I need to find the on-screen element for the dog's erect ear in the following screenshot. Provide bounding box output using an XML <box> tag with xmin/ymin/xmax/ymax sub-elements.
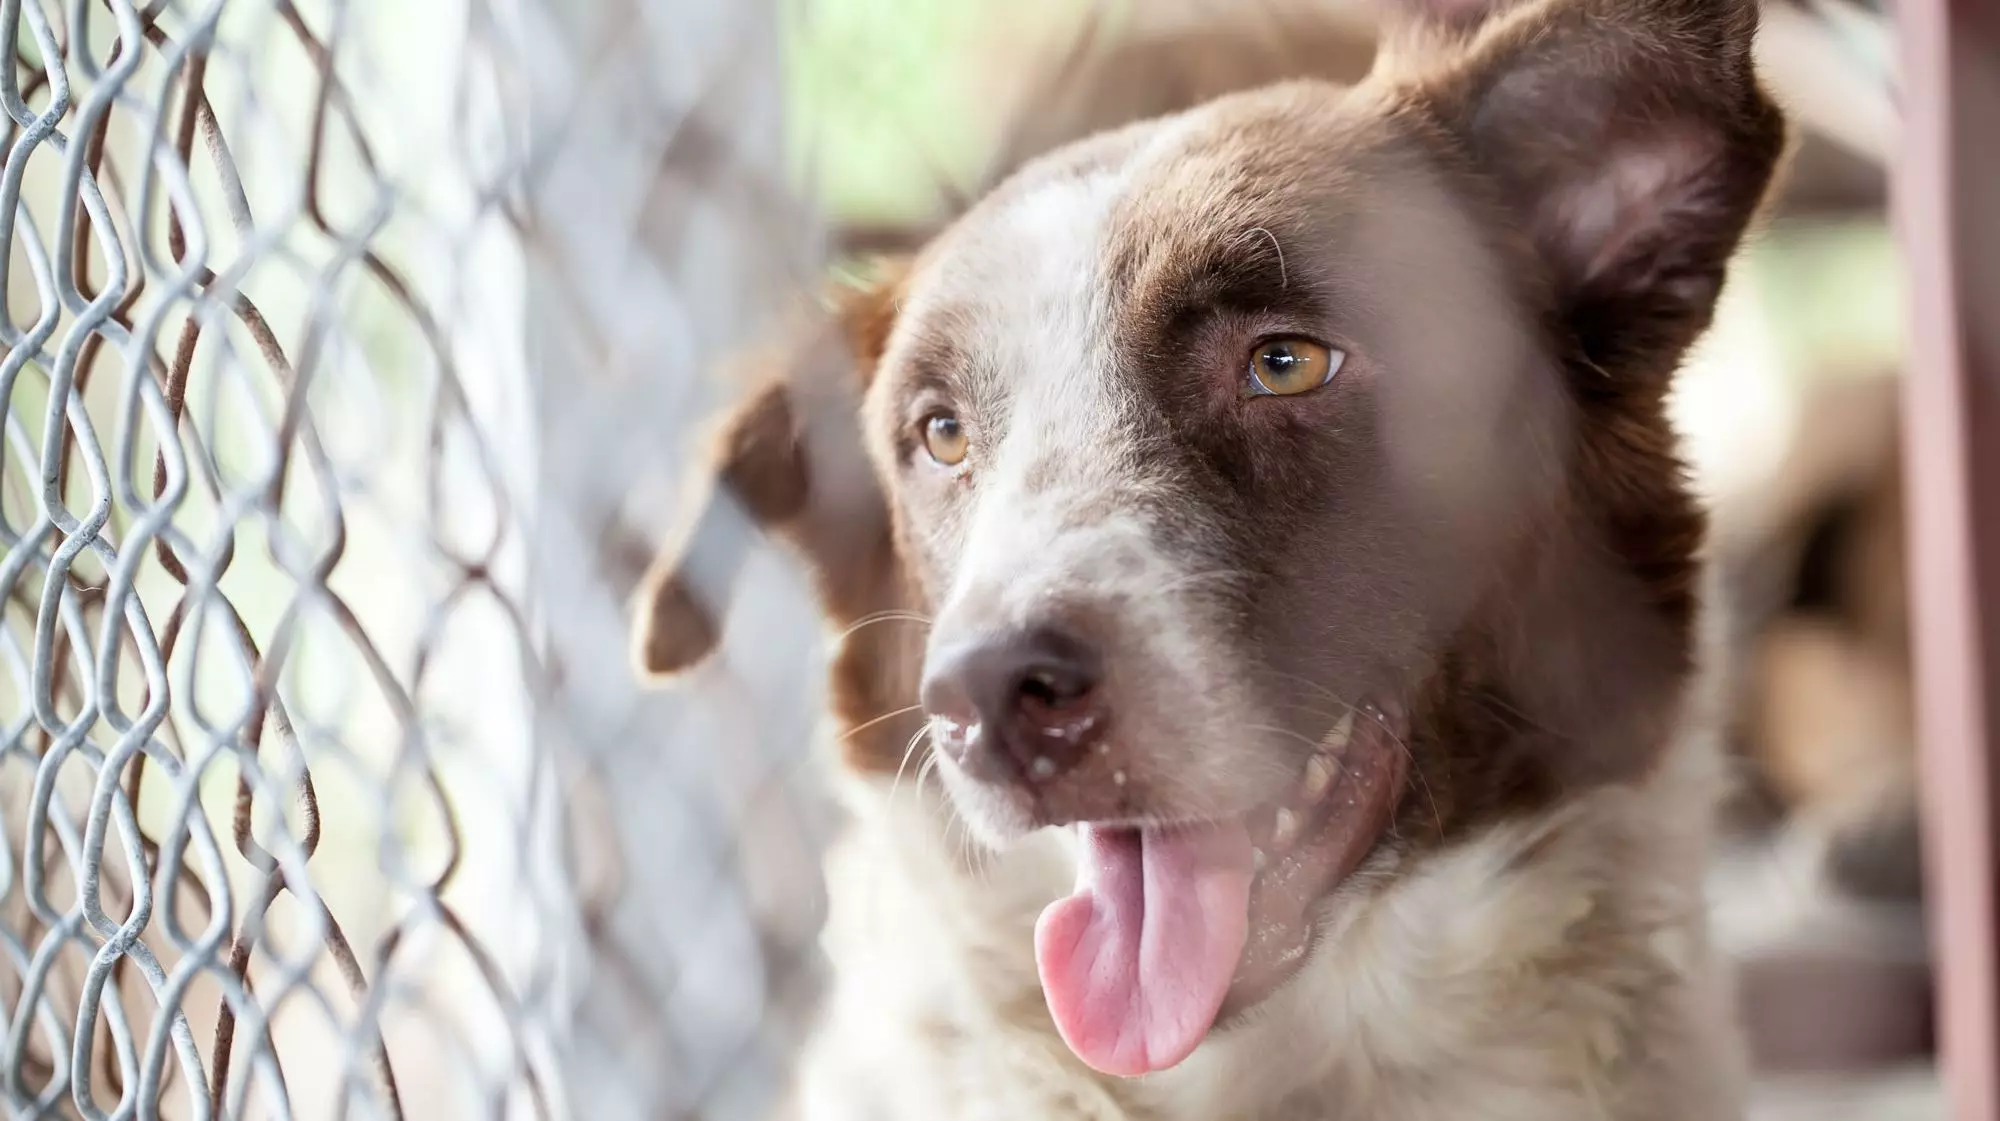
<box><xmin>631</xmin><ymin>260</ymin><xmax>914</xmax><ymax>683</ymax></box>
<box><xmin>1402</xmin><ymin>0</ymin><xmax>1786</xmax><ymax>374</ymax></box>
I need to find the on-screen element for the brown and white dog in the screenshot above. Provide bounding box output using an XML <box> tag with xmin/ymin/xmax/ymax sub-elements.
<box><xmin>634</xmin><ymin>0</ymin><xmax>1787</xmax><ymax>1116</ymax></box>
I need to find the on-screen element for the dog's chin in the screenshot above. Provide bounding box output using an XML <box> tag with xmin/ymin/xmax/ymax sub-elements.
<box><xmin>938</xmin><ymin>704</ymin><xmax>1409</xmax><ymax>1076</ymax></box>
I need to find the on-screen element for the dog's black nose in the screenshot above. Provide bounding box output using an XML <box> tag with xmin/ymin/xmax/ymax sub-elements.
<box><xmin>920</xmin><ymin>626</ymin><xmax>1107</xmax><ymax>782</ymax></box>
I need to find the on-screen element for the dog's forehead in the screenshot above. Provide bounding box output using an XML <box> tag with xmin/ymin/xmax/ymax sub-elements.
<box><xmin>912</xmin><ymin>168</ymin><xmax>1127</xmax><ymax>373</ymax></box>
<box><xmin>894</xmin><ymin>120</ymin><xmax>1194</xmax><ymax>368</ymax></box>
<box><xmin>889</xmin><ymin>86</ymin><xmax>1389</xmax><ymax>384</ymax></box>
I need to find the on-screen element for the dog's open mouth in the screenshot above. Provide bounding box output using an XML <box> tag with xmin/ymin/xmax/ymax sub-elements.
<box><xmin>1033</xmin><ymin>705</ymin><xmax>1408</xmax><ymax>1077</ymax></box>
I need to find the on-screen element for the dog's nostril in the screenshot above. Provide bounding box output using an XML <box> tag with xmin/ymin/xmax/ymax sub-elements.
<box><xmin>920</xmin><ymin>625</ymin><xmax>1107</xmax><ymax>781</ymax></box>
<box><xmin>1009</xmin><ymin>629</ymin><xmax>1102</xmax><ymax>716</ymax></box>
<box><xmin>1019</xmin><ymin>663</ymin><xmax>1092</xmax><ymax>709</ymax></box>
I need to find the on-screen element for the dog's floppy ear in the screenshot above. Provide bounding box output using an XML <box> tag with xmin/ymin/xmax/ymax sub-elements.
<box><xmin>1401</xmin><ymin>0</ymin><xmax>1786</xmax><ymax>375</ymax></box>
<box><xmin>631</xmin><ymin>260</ymin><xmax>914</xmax><ymax>683</ymax></box>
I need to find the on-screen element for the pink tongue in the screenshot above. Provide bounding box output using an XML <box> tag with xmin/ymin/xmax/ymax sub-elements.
<box><xmin>1034</xmin><ymin>821</ymin><xmax>1254</xmax><ymax>1077</ymax></box>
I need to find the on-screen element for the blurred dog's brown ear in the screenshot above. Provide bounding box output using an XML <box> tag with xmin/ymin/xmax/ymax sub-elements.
<box><xmin>630</xmin><ymin>371</ymin><xmax>806</xmax><ymax>679</ymax></box>
<box><xmin>833</xmin><ymin>257</ymin><xmax>911</xmax><ymax>389</ymax></box>
<box><xmin>630</xmin><ymin>259</ymin><xmax>914</xmax><ymax>683</ymax></box>
<box><xmin>1369</xmin><ymin>0</ymin><xmax>1515</xmax><ymax>80</ymax></box>
<box><xmin>1393</xmin><ymin>0</ymin><xmax>1786</xmax><ymax>377</ymax></box>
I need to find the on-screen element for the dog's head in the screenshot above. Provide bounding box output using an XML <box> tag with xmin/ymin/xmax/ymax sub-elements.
<box><xmin>636</xmin><ymin>0</ymin><xmax>1782</xmax><ymax>1079</ymax></box>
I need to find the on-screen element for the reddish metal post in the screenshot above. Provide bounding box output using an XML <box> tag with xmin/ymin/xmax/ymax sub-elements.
<box><xmin>1895</xmin><ymin>1</ymin><xmax>2000</xmax><ymax>1119</ymax></box>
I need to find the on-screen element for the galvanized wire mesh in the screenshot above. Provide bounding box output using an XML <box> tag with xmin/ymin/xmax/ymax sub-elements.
<box><xmin>0</xmin><ymin>0</ymin><xmax>821</xmax><ymax>1118</ymax></box>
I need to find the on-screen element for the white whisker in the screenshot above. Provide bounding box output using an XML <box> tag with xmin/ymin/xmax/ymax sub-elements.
<box><xmin>834</xmin><ymin>611</ymin><xmax>934</xmax><ymax>643</ymax></box>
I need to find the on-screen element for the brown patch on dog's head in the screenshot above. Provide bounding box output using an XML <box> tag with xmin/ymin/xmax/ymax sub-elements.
<box><xmin>1375</xmin><ymin>0</ymin><xmax>1785</xmax><ymax>830</ymax></box>
<box><xmin>630</xmin><ymin>260</ymin><xmax>932</xmax><ymax>771</ymax></box>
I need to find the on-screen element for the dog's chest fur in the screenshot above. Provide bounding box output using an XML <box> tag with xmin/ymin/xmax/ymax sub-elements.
<box><xmin>794</xmin><ymin>718</ymin><xmax>1746</xmax><ymax>1121</ymax></box>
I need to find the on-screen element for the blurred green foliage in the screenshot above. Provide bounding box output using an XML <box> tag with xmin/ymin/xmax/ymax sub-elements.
<box><xmin>784</xmin><ymin>0</ymin><xmax>1001</xmax><ymax>225</ymax></box>
<box><xmin>1749</xmin><ymin>217</ymin><xmax>1904</xmax><ymax>383</ymax></box>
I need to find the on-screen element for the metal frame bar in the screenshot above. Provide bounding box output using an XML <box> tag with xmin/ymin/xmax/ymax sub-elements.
<box><xmin>1895</xmin><ymin>2</ymin><xmax>2000</xmax><ymax>1119</ymax></box>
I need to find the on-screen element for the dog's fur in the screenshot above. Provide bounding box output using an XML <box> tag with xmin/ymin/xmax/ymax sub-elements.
<box><xmin>635</xmin><ymin>1</ymin><xmax>1787</xmax><ymax>1117</ymax></box>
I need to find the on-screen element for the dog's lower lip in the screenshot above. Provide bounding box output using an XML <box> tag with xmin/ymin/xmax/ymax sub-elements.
<box><xmin>1230</xmin><ymin>703</ymin><xmax>1407</xmax><ymax>1013</ymax></box>
<box><xmin>1060</xmin><ymin>706</ymin><xmax>1374</xmax><ymax>843</ymax></box>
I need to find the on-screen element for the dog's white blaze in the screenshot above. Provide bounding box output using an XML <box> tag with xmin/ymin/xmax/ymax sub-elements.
<box><xmin>918</xmin><ymin>121</ymin><xmax>1275</xmax><ymax>825</ymax></box>
<box><xmin>938</xmin><ymin>161</ymin><xmax>1166</xmax><ymax>630</ymax></box>
<box><xmin>952</xmin><ymin>167</ymin><xmax>1130</xmax><ymax>604</ymax></box>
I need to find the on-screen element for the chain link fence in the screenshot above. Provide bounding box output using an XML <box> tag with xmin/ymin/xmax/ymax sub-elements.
<box><xmin>1</xmin><ymin>0</ymin><xmax>826</xmax><ymax>1117</ymax></box>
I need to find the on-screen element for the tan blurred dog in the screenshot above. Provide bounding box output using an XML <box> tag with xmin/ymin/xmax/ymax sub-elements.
<box><xmin>636</xmin><ymin>1</ymin><xmax>1787</xmax><ymax>1117</ymax></box>
<box><xmin>1722</xmin><ymin>371</ymin><xmax>1919</xmax><ymax>900</ymax></box>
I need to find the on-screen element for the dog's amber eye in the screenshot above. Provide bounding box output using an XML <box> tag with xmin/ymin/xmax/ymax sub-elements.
<box><xmin>923</xmin><ymin>413</ymin><xmax>969</xmax><ymax>466</ymax></box>
<box><xmin>1248</xmin><ymin>339</ymin><xmax>1342</xmax><ymax>397</ymax></box>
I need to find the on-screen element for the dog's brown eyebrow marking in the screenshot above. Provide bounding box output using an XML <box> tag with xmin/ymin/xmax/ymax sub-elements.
<box><xmin>904</xmin><ymin>366</ymin><xmax>956</xmax><ymax>401</ymax></box>
<box><xmin>898</xmin><ymin>332</ymin><xmax>972</xmax><ymax>398</ymax></box>
<box><xmin>1154</xmin><ymin>233</ymin><xmax>1329</xmax><ymax>330</ymax></box>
